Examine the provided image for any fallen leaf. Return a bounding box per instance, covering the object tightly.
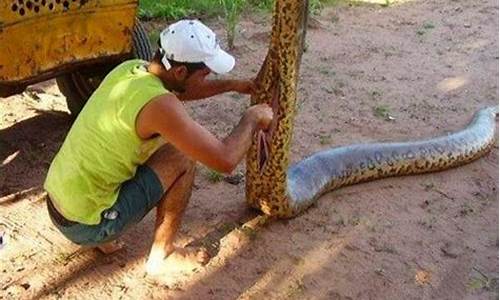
[415,270,432,285]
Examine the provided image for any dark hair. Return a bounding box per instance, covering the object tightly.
[152,48,207,74]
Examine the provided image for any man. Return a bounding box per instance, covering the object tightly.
[44,19,273,275]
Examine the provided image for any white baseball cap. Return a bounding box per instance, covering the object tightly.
[159,19,235,74]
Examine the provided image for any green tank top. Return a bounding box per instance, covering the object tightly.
[44,60,168,225]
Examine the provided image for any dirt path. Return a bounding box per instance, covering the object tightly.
[1,0,498,299]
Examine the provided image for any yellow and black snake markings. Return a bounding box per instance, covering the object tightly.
[246,0,498,218]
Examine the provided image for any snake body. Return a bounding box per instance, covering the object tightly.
[245,0,498,218]
[286,107,498,215]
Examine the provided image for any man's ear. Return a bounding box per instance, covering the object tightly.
[200,67,211,76]
[173,65,189,81]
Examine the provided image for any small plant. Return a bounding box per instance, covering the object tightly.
[219,0,247,49]
[380,0,391,7]
[310,0,324,15]
[423,22,435,29]
[373,105,391,119]
[417,22,435,36]
[206,169,224,183]
[467,267,498,292]
[319,134,332,145]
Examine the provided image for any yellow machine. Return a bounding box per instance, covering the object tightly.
[0,0,151,114]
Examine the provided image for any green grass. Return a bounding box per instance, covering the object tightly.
[138,0,349,51]
[373,105,391,119]
[206,169,224,183]
[416,21,435,36]
[139,0,222,20]
[380,0,391,7]
[319,134,332,145]
[139,0,342,20]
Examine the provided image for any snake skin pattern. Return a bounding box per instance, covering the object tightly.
[286,107,498,216]
[246,0,498,218]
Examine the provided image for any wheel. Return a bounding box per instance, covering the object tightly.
[56,21,152,116]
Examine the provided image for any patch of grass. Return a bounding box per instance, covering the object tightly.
[319,134,332,145]
[467,267,498,293]
[206,169,224,183]
[319,67,336,76]
[230,93,243,100]
[423,22,435,29]
[140,0,339,20]
[373,105,391,119]
[138,0,221,20]
[248,0,336,13]
[416,21,435,36]
[380,0,391,7]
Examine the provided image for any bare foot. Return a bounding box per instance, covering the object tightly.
[96,240,125,254]
[146,246,210,276]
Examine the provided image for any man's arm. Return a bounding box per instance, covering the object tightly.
[176,69,256,101]
[177,79,251,101]
[136,94,272,173]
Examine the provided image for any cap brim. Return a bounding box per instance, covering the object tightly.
[204,47,235,74]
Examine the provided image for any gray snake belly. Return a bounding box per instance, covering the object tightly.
[286,106,498,215]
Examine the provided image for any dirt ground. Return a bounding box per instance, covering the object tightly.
[1,0,498,299]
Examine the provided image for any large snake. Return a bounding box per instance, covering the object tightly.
[244,0,498,218]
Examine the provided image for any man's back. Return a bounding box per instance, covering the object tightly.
[44,60,168,225]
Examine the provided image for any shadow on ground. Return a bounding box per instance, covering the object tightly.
[0,110,71,198]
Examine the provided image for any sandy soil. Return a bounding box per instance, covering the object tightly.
[1,0,498,299]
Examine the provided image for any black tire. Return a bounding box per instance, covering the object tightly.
[56,21,152,116]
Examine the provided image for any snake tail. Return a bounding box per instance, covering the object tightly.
[285,106,498,216]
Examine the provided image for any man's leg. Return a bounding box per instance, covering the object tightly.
[143,144,208,274]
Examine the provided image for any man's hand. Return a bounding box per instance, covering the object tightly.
[246,104,273,131]
[232,80,257,95]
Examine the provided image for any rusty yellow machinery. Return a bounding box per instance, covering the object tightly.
[0,0,151,114]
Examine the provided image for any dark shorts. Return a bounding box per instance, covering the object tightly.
[47,165,164,247]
